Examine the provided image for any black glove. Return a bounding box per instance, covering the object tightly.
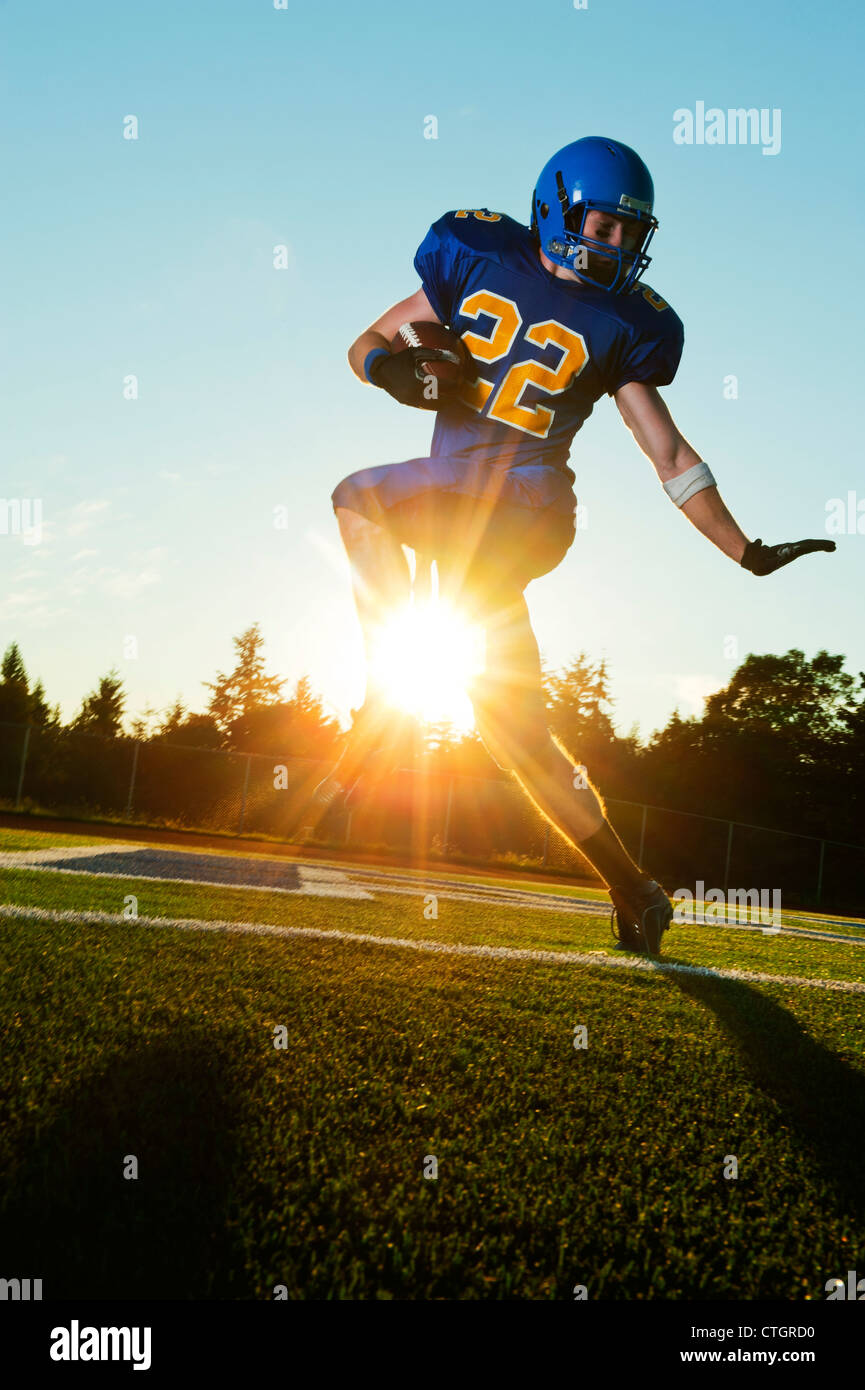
[741,538,836,576]
[369,347,458,410]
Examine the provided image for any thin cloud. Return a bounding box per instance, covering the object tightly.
[66,500,111,536]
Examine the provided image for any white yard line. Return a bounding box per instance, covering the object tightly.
[1,901,863,995]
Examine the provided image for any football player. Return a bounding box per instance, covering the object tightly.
[319,137,834,957]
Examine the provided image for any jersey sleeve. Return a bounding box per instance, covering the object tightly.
[413,213,464,325]
[606,302,685,394]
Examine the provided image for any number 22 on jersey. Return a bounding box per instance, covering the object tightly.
[455,289,589,439]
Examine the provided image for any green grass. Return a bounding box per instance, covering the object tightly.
[0,827,117,852]
[1,829,863,1300]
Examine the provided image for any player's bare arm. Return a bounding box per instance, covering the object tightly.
[615,380,836,576]
[614,380,748,561]
[347,286,441,382]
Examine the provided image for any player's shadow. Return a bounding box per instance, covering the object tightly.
[671,969,865,1221]
[0,1025,248,1299]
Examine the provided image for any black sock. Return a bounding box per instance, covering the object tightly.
[577,821,648,895]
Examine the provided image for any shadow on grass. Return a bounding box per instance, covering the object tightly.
[672,970,865,1225]
[0,1027,249,1299]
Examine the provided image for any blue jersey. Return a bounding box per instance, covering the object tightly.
[413,209,684,483]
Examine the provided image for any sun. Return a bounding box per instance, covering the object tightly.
[369,597,485,729]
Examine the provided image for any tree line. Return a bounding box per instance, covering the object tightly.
[0,624,342,761]
[1,625,862,845]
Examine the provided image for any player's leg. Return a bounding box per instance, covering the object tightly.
[467,590,672,954]
[468,592,605,841]
[334,505,411,703]
[312,457,456,813]
[308,507,414,813]
[330,453,473,717]
[330,455,462,682]
[468,591,608,841]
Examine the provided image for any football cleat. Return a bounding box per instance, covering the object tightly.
[609,879,673,958]
[531,136,658,294]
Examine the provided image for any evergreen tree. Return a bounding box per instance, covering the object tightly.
[1,642,28,686]
[127,705,160,741]
[0,641,31,724]
[29,679,60,729]
[156,698,224,749]
[204,624,284,738]
[158,698,187,738]
[544,652,639,797]
[72,671,126,738]
[231,675,342,757]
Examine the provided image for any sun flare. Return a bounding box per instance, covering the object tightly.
[369,598,485,729]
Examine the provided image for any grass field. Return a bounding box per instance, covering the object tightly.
[1,824,863,1300]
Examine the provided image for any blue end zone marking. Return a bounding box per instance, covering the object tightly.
[36,849,302,891]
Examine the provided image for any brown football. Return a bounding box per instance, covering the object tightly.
[390,320,468,390]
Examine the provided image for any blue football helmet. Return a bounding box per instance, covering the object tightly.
[531,137,658,294]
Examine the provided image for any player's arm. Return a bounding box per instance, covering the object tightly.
[347,286,441,383]
[614,381,835,575]
[614,381,747,560]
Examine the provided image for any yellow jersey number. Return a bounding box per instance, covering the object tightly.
[454,288,589,439]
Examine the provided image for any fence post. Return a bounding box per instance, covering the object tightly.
[723,822,734,894]
[816,839,826,906]
[125,741,140,818]
[237,755,252,834]
[344,809,353,844]
[637,804,648,869]
[15,725,31,809]
[542,823,550,867]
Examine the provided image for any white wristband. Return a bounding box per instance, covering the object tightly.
[663,461,717,507]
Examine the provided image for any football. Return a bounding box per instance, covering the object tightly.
[390,320,468,390]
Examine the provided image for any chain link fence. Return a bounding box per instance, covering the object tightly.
[0,720,862,913]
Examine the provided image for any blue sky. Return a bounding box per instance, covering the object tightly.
[2,0,863,739]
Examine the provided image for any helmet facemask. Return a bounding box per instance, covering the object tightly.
[559,200,657,293]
